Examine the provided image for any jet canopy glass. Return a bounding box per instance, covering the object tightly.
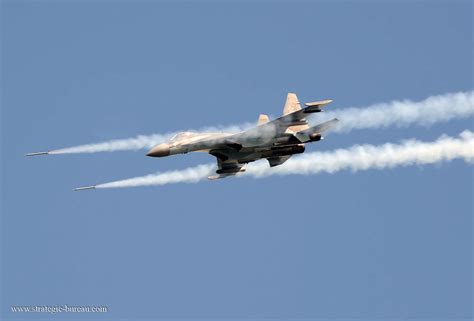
[169,132,196,143]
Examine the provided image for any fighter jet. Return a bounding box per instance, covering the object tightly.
[146,93,339,179]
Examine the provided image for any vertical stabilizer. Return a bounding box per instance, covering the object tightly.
[257,114,270,125]
[283,93,309,132]
[283,93,301,115]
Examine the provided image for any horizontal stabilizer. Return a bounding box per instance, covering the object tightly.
[308,118,339,133]
[303,99,333,113]
[304,99,333,108]
[295,118,339,143]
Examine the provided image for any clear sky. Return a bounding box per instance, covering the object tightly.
[1,1,473,320]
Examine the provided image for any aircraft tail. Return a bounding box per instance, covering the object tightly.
[295,118,340,142]
[283,93,301,115]
[283,93,309,132]
[257,114,270,125]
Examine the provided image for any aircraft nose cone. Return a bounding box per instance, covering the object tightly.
[146,143,170,157]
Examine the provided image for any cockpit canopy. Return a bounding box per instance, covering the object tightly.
[169,132,197,143]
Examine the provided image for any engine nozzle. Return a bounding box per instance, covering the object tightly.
[309,133,323,142]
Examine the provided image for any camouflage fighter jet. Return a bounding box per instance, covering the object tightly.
[146,93,339,179]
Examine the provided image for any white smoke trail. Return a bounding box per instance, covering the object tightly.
[54,91,473,155]
[94,130,474,189]
[50,133,174,154]
[96,164,215,189]
[319,91,474,133]
[247,130,474,177]
[52,123,254,154]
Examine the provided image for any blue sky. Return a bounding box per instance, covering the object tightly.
[1,1,472,320]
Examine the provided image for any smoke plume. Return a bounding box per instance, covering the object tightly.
[320,91,474,132]
[94,130,474,189]
[51,124,253,154]
[53,91,473,154]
